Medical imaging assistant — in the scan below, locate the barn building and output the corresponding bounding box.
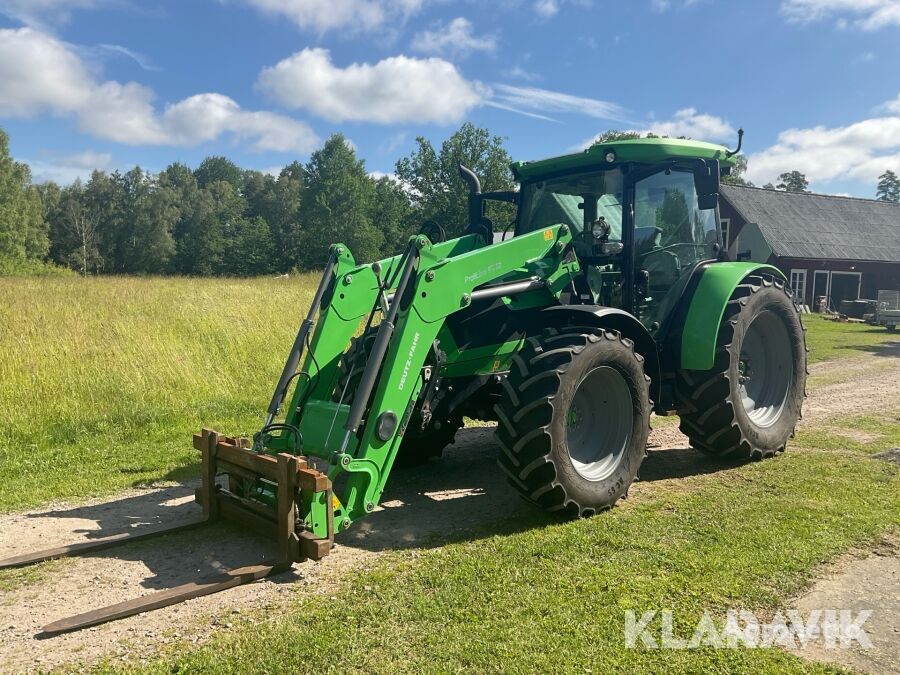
[719,185,900,310]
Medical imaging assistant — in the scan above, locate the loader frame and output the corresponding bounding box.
[264,224,579,532]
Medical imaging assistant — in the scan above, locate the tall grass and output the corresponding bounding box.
[0,275,318,510]
[1,277,895,512]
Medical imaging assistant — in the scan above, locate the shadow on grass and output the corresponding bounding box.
[837,339,900,359]
[11,427,748,602]
[14,485,299,598]
[640,446,745,482]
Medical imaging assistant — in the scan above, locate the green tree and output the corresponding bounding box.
[395,123,514,238]
[194,156,243,191]
[161,163,206,274]
[225,215,276,276]
[55,181,102,275]
[269,162,306,269]
[775,171,809,193]
[655,189,690,243]
[0,128,47,266]
[81,169,127,272]
[587,130,642,144]
[721,155,753,187]
[876,170,900,202]
[98,167,177,274]
[179,180,248,275]
[370,176,414,254]
[298,134,381,268]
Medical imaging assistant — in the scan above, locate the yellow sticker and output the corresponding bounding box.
[492,359,501,372]
[543,229,553,240]
[332,494,342,510]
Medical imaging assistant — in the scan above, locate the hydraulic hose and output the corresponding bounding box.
[341,244,419,443]
[262,250,337,429]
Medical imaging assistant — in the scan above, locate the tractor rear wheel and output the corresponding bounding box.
[677,274,807,460]
[494,327,651,517]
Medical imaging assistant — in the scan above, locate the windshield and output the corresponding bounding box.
[518,168,624,240]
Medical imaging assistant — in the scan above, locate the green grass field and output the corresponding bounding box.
[0,277,897,673]
[0,276,311,511]
[803,313,897,363]
[0,277,895,512]
[123,445,896,674]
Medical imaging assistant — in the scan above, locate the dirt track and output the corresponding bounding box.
[1,342,898,672]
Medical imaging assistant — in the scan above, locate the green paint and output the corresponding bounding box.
[264,225,575,530]
[680,263,785,370]
[230,138,795,540]
[511,137,736,182]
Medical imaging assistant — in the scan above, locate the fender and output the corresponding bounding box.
[541,305,661,404]
[678,262,785,371]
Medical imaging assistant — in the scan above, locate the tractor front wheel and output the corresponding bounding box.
[494,328,651,517]
[677,274,807,460]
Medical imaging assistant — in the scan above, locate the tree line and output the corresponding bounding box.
[1,124,898,276]
[0,124,513,276]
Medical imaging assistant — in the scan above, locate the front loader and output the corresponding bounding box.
[3,133,807,632]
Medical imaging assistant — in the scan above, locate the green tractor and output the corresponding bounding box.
[244,132,807,526]
[3,134,808,633]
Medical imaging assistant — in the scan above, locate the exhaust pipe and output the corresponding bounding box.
[458,163,488,243]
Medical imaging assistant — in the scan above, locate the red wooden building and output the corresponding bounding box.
[719,185,900,310]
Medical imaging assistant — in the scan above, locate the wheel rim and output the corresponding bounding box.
[738,310,793,428]
[565,366,633,482]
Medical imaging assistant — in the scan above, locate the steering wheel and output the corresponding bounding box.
[638,242,705,261]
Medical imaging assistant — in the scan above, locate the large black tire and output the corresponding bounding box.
[677,274,807,460]
[334,332,462,463]
[494,327,651,517]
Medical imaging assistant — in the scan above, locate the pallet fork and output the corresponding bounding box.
[0,429,333,634]
[2,225,576,634]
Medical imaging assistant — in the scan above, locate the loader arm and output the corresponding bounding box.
[266,225,577,532]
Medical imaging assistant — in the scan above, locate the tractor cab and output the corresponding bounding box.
[508,138,735,335]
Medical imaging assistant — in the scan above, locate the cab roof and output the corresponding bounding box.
[510,137,736,182]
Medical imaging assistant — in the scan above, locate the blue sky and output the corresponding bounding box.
[1,0,899,197]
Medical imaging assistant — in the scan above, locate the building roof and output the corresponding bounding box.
[720,184,900,263]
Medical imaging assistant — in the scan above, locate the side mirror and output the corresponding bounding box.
[693,159,720,211]
[698,193,718,210]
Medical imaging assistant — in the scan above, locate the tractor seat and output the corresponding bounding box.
[642,249,680,290]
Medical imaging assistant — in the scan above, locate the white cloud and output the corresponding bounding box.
[27,150,113,184]
[780,0,900,30]
[0,28,319,153]
[369,170,399,181]
[257,50,626,126]
[877,94,900,114]
[507,65,540,82]
[258,165,285,177]
[410,17,496,57]
[532,0,591,18]
[745,99,900,187]
[79,81,169,144]
[0,0,100,27]
[642,107,735,141]
[488,84,627,122]
[230,0,423,33]
[575,108,734,150]
[534,0,559,17]
[257,48,484,124]
[651,0,700,11]
[91,43,159,72]
[0,28,93,116]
